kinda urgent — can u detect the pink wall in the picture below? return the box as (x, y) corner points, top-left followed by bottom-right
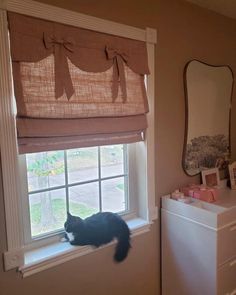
(0, 0), (236, 294)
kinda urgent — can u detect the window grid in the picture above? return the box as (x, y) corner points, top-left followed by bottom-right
(28, 173), (128, 196)
(27, 145), (129, 238)
(64, 150), (69, 212)
(123, 144), (129, 212)
(98, 146), (102, 212)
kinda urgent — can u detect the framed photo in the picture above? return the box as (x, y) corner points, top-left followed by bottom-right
(228, 162), (236, 190)
(201, 168), (220, 187)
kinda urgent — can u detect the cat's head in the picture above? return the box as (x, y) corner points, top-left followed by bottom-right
(64, 212), (83, 233)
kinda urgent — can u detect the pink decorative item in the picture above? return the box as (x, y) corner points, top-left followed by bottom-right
(171, 190), (192, 203)
(171, 190), (184, 200)
(180, 185), (218, 203)
(192, 189), (215, 203)
(180, 184), (202, 197)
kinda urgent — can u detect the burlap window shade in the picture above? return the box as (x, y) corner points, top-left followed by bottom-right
(8, 12), (150, 154)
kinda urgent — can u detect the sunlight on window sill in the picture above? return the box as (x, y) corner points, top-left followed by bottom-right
(19, 218), (152, 278)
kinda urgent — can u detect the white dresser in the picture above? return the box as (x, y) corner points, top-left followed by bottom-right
(161, 189), (236, 295)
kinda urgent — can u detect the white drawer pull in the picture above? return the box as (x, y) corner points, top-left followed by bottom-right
(229, 259), (236, 267)
(230, 224), (236, 231)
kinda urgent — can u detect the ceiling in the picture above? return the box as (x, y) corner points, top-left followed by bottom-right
(185, 0), (236, 20)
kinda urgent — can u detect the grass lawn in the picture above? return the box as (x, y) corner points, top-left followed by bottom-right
(116, 183), (124, 191)
(30, 199), (97, 237)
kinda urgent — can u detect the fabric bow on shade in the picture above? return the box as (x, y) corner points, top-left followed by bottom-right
(43, 33), (75, 100)
(105, 46), (129, 102)
(8, 12), (150, 154)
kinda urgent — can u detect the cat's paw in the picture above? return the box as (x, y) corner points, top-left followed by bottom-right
(60, 237), (68, 242)
(93, 243), (101, 248)
(61, 232), (69, 243)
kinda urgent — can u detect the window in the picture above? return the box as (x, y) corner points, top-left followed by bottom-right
(23, 144), (129, 241)
(0, 0), (156, 275)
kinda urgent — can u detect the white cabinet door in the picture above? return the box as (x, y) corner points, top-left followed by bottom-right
(162, 209), (217, 295)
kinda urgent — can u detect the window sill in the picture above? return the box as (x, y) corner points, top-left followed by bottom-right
(19, 218), (152, 278)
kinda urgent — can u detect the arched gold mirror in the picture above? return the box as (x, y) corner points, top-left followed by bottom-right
(183, 60), (234, 176)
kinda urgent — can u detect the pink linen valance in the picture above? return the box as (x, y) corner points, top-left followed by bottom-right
(7, 12), (150, 153)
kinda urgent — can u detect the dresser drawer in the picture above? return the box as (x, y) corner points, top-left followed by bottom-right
(218, 223), (236, 265)
(218, 257), (236, 295)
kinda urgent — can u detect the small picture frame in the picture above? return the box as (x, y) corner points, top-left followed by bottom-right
(228, 162), (236, 190)
(201, 168), (220, 187)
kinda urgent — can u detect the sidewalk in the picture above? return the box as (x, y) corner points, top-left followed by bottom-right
(28, 163), (126, 213)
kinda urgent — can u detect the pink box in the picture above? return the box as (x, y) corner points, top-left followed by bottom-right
(193, 189), (217, 203)
(180, 185), (218, 203)
(180, 184), (202, 197)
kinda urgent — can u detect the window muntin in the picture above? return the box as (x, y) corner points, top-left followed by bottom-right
(25, 144), (128, 239)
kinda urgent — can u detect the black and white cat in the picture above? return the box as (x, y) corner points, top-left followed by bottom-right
(64, 212), (131, 262)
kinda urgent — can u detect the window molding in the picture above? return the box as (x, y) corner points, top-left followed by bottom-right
(1, 0), (147, 42)
(0, 9), (24, 271)
(22, 145), (130, 243)
(0, 0), (157, 272)
(19, 218), (151, 278)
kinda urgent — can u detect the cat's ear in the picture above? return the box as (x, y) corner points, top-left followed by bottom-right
(67, 212), (73, 218)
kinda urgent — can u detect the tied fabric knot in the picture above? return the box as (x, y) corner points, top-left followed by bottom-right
(105, 46), (129, 102)
(43, 32), (75, 100)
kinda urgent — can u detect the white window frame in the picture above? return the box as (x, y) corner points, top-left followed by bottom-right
(0, 0), (157, 277)
(21, 144), (132, 245)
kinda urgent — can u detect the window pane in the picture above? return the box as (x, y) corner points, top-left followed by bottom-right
(67, 147), (98, 184)
(101, 145), (124, 178)
(29, 188), (66, 237)
(26, 151), (65, 192)
(69, 182), (99, 218)
(26, 145), (129, 241)
(101, 177), (126, 212)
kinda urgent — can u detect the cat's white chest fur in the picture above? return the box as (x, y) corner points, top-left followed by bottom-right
(61, 232), (75, 242)
(67, 232), (75, 242)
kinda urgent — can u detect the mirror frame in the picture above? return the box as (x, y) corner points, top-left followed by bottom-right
(182, 59), (234, 176)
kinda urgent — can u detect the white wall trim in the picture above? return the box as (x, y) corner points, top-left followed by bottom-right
(3, 248), (24, 271)
(19, 219), (151, 278)
(0, 0), (157, 271)
(146, 39), (158, 221)
(146, 27), (157, 44)
(0, 9), (24, 256)
(0, 0), (156, 44)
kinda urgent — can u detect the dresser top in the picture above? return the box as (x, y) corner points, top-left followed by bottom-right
(214, 188), (236, 209)
(162, 188), (236, 229)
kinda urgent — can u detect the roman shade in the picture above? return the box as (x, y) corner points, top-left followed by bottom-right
(8, 12), (150, 153)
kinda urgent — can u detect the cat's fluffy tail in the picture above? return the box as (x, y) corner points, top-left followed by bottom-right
(114, 223), (131, 262)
